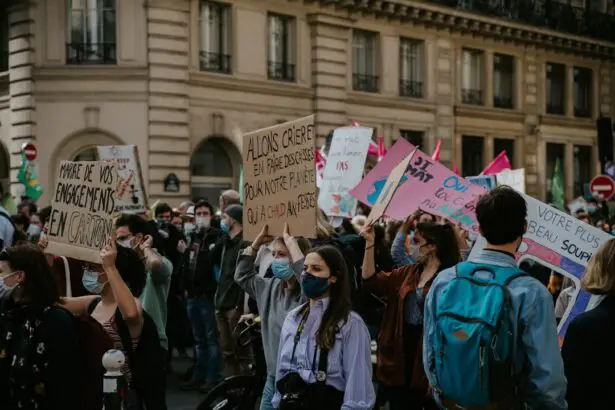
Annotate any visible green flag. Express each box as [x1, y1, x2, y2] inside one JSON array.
[[17, 151, 43, 201], [551, 158, 565, 210], [239, 165, 244, 205]]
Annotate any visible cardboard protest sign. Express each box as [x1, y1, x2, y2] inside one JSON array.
[[242, 115, 317, 241], [45, 161, 119, 264], [366, 149, 416, 225], [469, 194, 612, 342], [318, 127, 372, 218], [496, 168, 525, 193], [97, 145, 148, 213], [468, 175, 496, 190]]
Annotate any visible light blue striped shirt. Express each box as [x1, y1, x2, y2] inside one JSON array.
[[273, 298, 375, 409], [423, 249, 567, 409]]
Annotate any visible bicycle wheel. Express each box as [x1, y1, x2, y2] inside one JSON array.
[[196, 375, 261, 410]]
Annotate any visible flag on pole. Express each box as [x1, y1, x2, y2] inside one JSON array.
[[315, 147, 326, 188], [452, 160, 460, 175], [551, 158, 565, 210], [481, 151, 512, 175], [432, 140, 442, 161], [377, 136, 387, 162], [17, 151, 43, 201]]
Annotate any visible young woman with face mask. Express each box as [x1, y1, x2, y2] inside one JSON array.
[[234, 223, 311, 410], [361, 222, 460, 410], [0, 244, 81, 410], [272, 244, 376, 409]]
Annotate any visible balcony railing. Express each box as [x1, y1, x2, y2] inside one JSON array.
[[461, 88, 483, 105], [399, 79, 424, 98], [574, 106, 592, 118], [0, 50, 7, 72], [546, 102, 565, 115], [494, 95, 514, 109], [268, 60, 295, 82], [66, 43, 116, 65], [427, 0, 615, 43], [353, 73, 379, 93], [200, 51, 231, 74]]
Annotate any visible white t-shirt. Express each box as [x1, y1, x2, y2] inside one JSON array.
[[0, 206, 15, 250]]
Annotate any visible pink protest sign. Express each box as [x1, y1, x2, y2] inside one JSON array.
[[350, 141, 487, 233]]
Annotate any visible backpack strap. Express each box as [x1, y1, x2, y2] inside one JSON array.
[[455, 261, 527, 286]]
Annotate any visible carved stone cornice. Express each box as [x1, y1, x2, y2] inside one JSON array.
[[302, 0, 615, 59]]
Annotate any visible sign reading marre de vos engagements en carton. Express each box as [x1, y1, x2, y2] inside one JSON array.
[[45, 161, 119, 264], [242, 115, 317, 241]]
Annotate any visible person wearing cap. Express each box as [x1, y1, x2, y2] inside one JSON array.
[[211, 204, 251, 376]]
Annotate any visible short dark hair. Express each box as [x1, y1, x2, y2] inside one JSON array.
[[38, 206, 52, 226], [154, 202, 173, 217], [18, 201, 37, 215], [115, 214, 149, 236], [476, 186, 527, 245], [416, 222, 460, 269], [194, 199, 214, 215], [11, 213, 30, 227], [0, 243, 59, 310]]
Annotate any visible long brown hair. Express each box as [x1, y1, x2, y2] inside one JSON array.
[[305, 245, 352, 350]]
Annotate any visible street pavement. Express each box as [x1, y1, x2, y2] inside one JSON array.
[[167, 354, 203, 410]]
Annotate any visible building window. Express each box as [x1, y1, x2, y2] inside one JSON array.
[[573, 145, 591, 197], [462, 136, 484, 176], [66, 0, 116, 65], [267, 14, 295, 82], [461, 49, 484, 105], [546, 63, 566, 115], [352, 30, 378, 93], [493, 138, 515, 167], [398, 130, 424, 147], [72, 147, 98, 161], [191, 138, 238, 204], [573, 67, 592, 118], [493, 54, 515, 109], [546, 142, 566, 203], [0, 13, 7, 72], [199, 1, 231, 74], [399, 38, 424, 99]]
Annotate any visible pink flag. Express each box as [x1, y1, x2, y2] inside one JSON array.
[[377, 136, 387, 161], [432, 140, 442, 161], [481, 151, 512, 175], [315, 147, 326, 188]]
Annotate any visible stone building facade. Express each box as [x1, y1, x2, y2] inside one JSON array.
[[0, 0, 614, 206]]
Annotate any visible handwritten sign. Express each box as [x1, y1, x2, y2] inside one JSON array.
[[469, 193, 612, 341], [242, 115, 317, 241], [366, 150, 416, 225], [97, 145, 148, 213], [496, 168, 525, 193], [318, 127, 372, 218], [45, 161, 119, 264], [468, 175, 496, 190]]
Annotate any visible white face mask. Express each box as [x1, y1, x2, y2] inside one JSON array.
[[0, 272, 19, 300], [184, 223, 195, 236], [409, 244, 421, 261], [117, 237, 134, 249], [196, 216, 211, 229]]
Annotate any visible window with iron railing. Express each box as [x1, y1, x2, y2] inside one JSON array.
[[493, 54, 515, 109], [461, 48, 484, 105], [399, 37, 424, 98], [267, 13, 295, 82], [200, 1, 232, 74], [546, 62, 566, 115], [66, 0, 116, 65], [573, 67, 592, 118], [462, 135, 484, 176], [352, 30, 379, 93]]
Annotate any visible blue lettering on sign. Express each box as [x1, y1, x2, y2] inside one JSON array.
[[443, 176, 470, 193]]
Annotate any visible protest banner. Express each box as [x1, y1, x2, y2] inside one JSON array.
[[496, 168, 526, 193], [45, 161, 119, 264], [318, 126, 372, 218], [366, 150, 416, 225], [242, 115, 317, 241], [468, 175, 496, 190], [469, 194, 612, 342], [351, 140, 486, 233], [97, 145, 148, 213]]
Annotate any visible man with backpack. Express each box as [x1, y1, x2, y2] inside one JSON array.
[[423, 186, 567, 410], [0, 184, 15, 250]]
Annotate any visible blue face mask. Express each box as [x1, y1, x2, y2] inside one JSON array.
[[300, 271, 330, 299], [82, 270, 106, 295], [588, 205, 597, 214], [271, 258, 293, 280], [220, 220, 230, 233]]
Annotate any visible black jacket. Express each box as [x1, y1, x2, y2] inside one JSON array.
[[184, 227, 221, 298], [561, 295, 615, 410]]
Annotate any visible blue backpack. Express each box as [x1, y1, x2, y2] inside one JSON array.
[[432, 262, 527, 408]]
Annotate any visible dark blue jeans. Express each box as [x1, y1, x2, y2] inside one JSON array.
[[187, 297, 222, 383]]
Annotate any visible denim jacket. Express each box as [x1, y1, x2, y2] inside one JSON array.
[[422, 249, 568, 409]]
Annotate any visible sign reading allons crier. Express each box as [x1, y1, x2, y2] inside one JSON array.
[[242, 115, 317, 241], [45, 161, 119, 264]]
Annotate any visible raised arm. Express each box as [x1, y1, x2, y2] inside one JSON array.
[[235, 225, 272, 298], [360, 224, 377, 280]]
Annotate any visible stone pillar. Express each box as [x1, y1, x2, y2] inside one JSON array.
[[146, 0, 191, 200], [433, 39, 455, 167], [8, 2, 36, 199], [522, 52, 540, 198], [308, 13, 350, 145]]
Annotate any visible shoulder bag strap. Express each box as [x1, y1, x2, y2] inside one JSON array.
[[87, 297, 102, 315], [60, 256, 72, 297], [115, 309, 138, 380]]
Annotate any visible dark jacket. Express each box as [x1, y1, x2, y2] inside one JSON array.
[[185, 227, 221, 298], [562, 295, 615, 410], [212, 231, 250, 311]]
